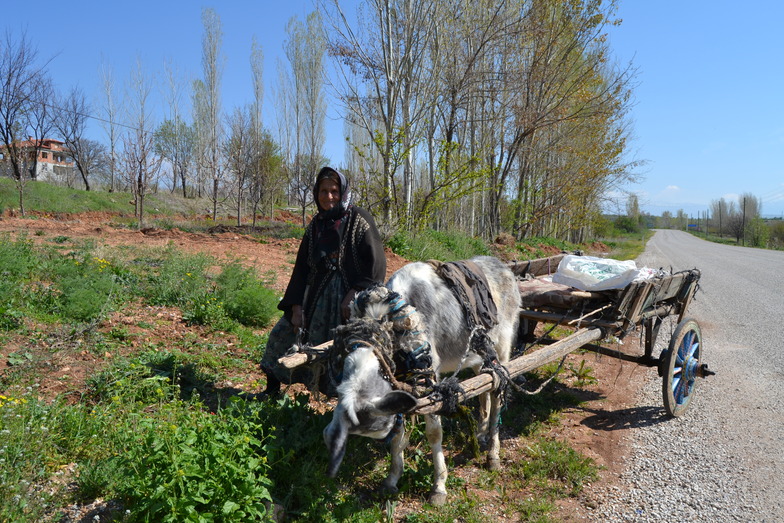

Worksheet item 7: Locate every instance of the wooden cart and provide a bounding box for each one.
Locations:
[279,254,714,418]
[509,253,713,417]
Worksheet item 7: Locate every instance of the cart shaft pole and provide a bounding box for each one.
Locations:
[413,327,604,414]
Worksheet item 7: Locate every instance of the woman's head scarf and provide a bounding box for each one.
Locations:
[313,167,352,217]
[311,167,353,266]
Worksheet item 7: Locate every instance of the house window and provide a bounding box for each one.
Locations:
[42,152,48,159]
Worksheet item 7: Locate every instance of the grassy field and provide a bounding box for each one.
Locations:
[0,179,646,521]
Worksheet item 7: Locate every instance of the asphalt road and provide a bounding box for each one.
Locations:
[623,229,784,518]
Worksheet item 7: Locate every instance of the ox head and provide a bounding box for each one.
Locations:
[323,347,417,478]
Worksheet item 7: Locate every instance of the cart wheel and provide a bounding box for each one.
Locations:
[661,318,702,417]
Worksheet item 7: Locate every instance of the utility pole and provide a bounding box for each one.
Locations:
[706,209,710,238]
[742,197,747,247]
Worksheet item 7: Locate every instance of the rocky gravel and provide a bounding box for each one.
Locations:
[573,230,784,522]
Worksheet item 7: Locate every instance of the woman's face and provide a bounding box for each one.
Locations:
[318,179,341,211]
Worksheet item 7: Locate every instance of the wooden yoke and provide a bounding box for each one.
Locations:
[278,340,332,369]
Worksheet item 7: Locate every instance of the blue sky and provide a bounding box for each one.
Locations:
[4,1,784,218]
[608,1,784,218]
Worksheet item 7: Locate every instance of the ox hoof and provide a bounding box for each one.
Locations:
[380,484,399,496]
[486,457,501,471]
[427,490,447,506]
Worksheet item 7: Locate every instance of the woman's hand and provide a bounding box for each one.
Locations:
[291,305,304,330]
[341,289,357,321]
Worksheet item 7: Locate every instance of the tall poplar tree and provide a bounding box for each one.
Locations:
[201,7,225,219]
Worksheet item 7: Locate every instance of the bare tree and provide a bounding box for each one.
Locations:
[54,87,93,190]
[319,0,437,228]
[709,197,731,237]
[626,193,640,224]
[191,79,209,199]
[99,59,119,192]
[250,36,264,143]
[733,192,762,246]
[74,138,108,185]
[0,30,52,215]
[274,58,300,218]
[675,209,688,231]
[123,58,162,228]
[250,129,283,226]
[161,60,193,196]
[225,106,254,226]
[282,11,327,226]
[248,36,283,224]
[154,117,195,197]
[24,74,56,182]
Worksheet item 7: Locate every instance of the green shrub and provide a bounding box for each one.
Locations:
[182,293,232,328]
[387,231,414,258]
[0,392,105,522]
[0,234,39,278]
[87,350,216,405]
[58,271,117,322]
[614,215,639,234]
[0,281,24,330]
[109,397,273,522]
[387,229,489,261]
[216,262,279,327]
[143,248,213,307]
[43,255,120,323]
[223,284,279,327]
[518,438,598,497]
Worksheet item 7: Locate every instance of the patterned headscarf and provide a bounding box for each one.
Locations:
[313,167,353,217]
[312,167,353,265]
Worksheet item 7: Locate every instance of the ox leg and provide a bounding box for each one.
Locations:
[425,413,448,506]
[381,419,407,495]
[485,390,502,471]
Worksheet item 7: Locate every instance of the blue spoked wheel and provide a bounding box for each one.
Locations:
[662,318,702,417]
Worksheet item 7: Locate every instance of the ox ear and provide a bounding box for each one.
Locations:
[371,390,418,415]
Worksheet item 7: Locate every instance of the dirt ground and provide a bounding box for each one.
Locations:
[0,212,647,521]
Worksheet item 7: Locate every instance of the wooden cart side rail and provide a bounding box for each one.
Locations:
[508,255,566,278]
[412,327,604,415]
[518,309,622,331]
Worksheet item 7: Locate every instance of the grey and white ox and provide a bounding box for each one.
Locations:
[323,256,521,505]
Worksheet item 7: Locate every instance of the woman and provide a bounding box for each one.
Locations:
[260,166,386,395]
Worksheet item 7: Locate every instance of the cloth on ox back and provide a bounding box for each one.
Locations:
[426,259,498,330]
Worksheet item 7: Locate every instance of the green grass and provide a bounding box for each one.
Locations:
[0,177,209,217]
[0,182,628,521]
[387,228,490,261]
[0,178,307,241]
[0,231,601,519]
[598,229,653,261]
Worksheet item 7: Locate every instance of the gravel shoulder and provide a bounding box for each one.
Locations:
[573,230,784,521]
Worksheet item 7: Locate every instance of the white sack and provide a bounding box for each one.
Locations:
[552,255,642,291]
